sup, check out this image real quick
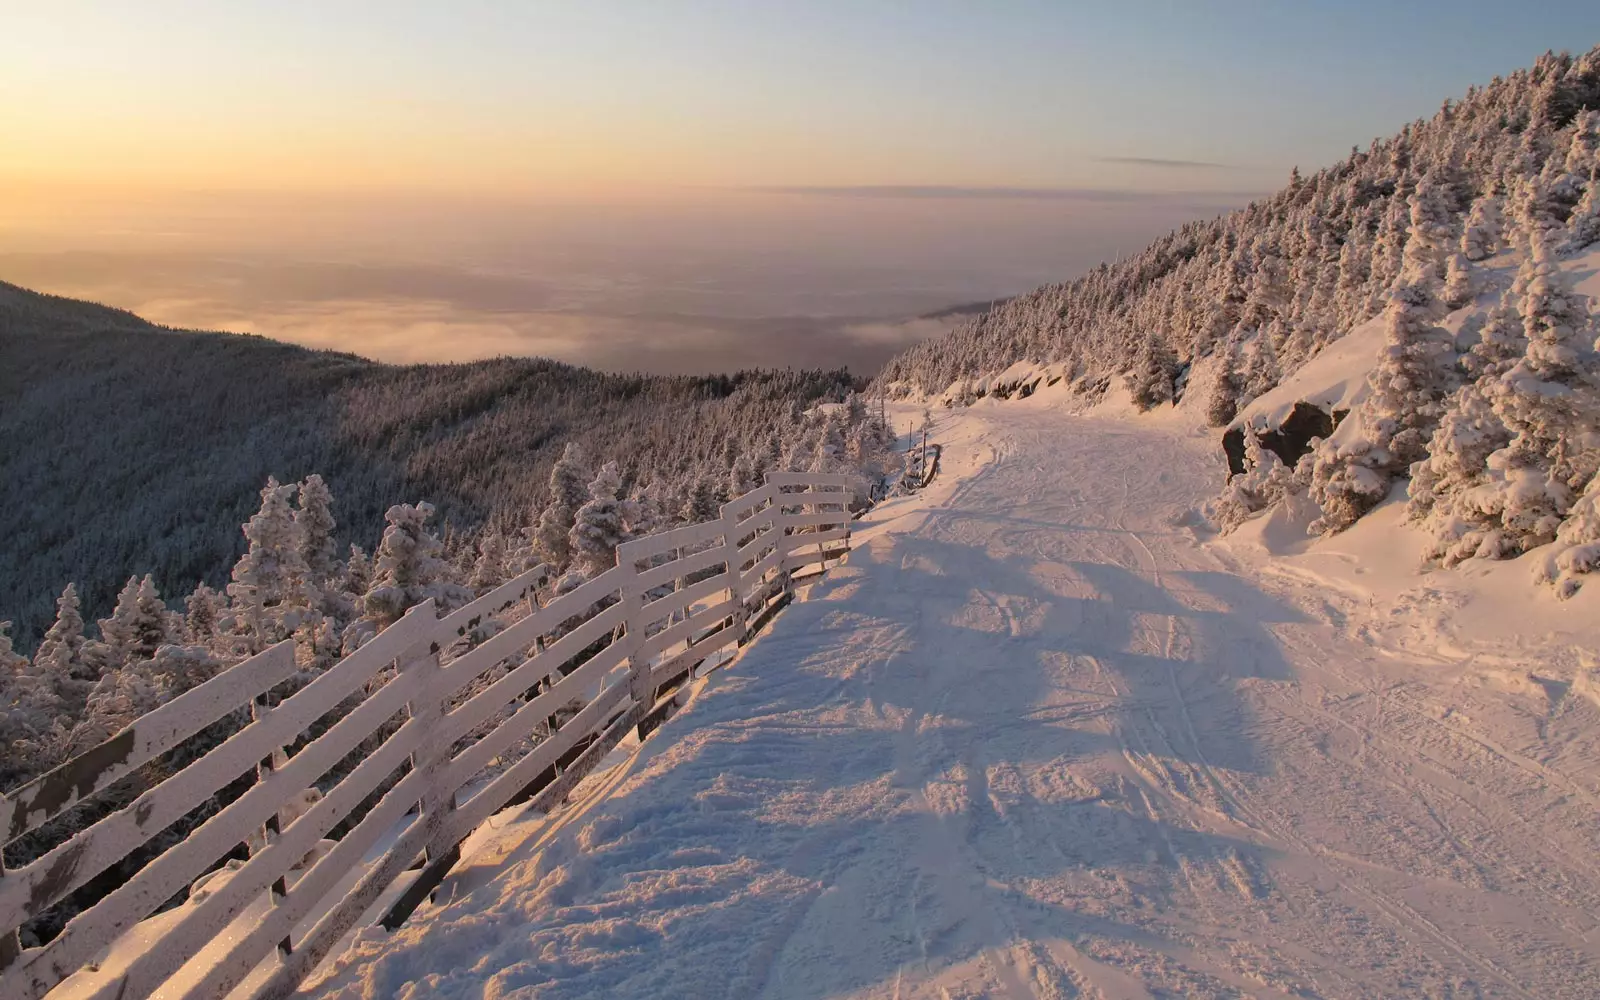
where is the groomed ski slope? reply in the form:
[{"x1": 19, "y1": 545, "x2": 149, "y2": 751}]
[{"x1": 307, "y1": 399, "x2": 1600, "y2": 1000}]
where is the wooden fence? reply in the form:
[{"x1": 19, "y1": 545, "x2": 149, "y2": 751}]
[{"x1": 0, "y1": 471, "x2": 858, "y2": 1000}]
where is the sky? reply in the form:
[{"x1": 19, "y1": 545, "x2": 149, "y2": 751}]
[{"x1": 4, "y1": 2, "x2": 1599, "y2": 372}]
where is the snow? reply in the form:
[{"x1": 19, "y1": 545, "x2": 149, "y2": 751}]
[{"x1": 298, "y1": 400, "x2": 1600, "y2": 999}]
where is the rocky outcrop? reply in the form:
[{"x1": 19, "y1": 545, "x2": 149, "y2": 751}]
[{"x1": 1223, "y1": 402, "x2": 1345, "y2": 477}]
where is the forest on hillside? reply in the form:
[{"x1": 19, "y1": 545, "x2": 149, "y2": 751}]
[
  {"x1": 0, "y1": 281, "x2": 880, "y2": 647},
  {"x1": 882, "y1": 46, "x2": 1600, "y2": 596}
]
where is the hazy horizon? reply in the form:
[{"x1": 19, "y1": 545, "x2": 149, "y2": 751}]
[
  {"x1": 0, "y1": 185, "x2": 1267, "y2": 374},
  {"x1": 6, "y1": 3, "x2": 1600, "y2": 373}
]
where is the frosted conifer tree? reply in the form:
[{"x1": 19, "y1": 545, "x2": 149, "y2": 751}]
[
  {"x1": 1205, "y1": 355, "x2": 1241, "y2": 427},
  {"x1": 533, "y1": 499, "x2": 574, "y2": 569},
  {"x1": 569, "y1": 461, "x2": 626, "y2": 575},
  {"x1": 1409, "y1": 384, "x2": 1513, "y2": 564},
  {"x1": 295, "y1": 473, "x2": 339, "y2": 582},
  {"x1": 34, "y1": 583, "x2": 91, "y2": 689},
  {"x1": 1442, "y1": 253, "x2": 1475, "y2": 309},
  {"x1": 361, "y1": 502, "x2": 469, "y2": 630},
  {"x1": 344, "y1": 545, "x2": 373, "y2": 598},
  {"x1": 129, "y1": 574, "x2": 175, "y2": 662},
  {"x1": 1242, "y1": 334, "x2": 1280, "y2": 403},
  {"x1": 470, "y1": 530, "x2": 507, "y2": 594},
  {"x1": 1566, "y1": 180, "x2": 1600, "y2": 252},
  {"x1": 681, "y1": 475, "x2": 720, "y2": 525},
  {"x1": 548, "y1": 442, "x2": 591, "y2": 514},
  {"x1": 729, "y1": 452, "x2": 759, "y2": 499},
  {"x1": 185, "y1": 583, "x2": 223, "y2": 645},
  {"x1": 1464, "y1": 298, "x2": 1526, "y2": 379},
  {"x1": 1461, "y1": 194, "x2": 1504, "y2": 261},
  {"x1": 228, "y1": 477, "x2": 318, "y2": 651},
  {"x1": 1469, "y1": 231, "x2": 1600, "y2": 552},
  {"x1": 1126, "y1": 333, "x2": 1178, "y2": 411},
  {"x1": 1538, "y1": 474, "x2": 1600, "y2": 597},
  {"x1": 81, "y1": 575, "x2": 144, "y2": 675}
]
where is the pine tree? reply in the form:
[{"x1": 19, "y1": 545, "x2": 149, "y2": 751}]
[
  {"x1": 129, "y1": 574, "x2": 175, "y2": 662},
  {"x1": 34, "y1": 583, "x2": 91, "y2": 690},
  {"x1": 1461, "y1": 194, "x2": 1504, "y2": 261},
  {"x1": 1205, "y1": 355, "x2": 1241, "y2": 428},
  {"x1": 569, "y1": 462, "x2": 626, "y2": 576},
  {"x1": 1126, "y1": 333, "x2": 1178, "y2": 411},
  {"x1": 185, "y1": 583, "x2": 223, "y2": 645},
  {"x1": 729, "y1": 452, "x2": 760, "y2": 499},
  {"x1": 227, "y1": 477, "x2": 318, "y2": 651},
  {"x1": 1442, "y1": 253, "x2": 1475, "y2": 309},
  {"x1": 681, "y1": 475, "x2": 720, "y2": 524},
  {"x1": 470, "y1": 530, "x2": 507, "y2": 594},
  {"x1": 295, "y1": 473, "x2": 339, "y2": 582},
  {"x1": 1566, "y1": 179, "x2": 1600, "y2": 252},
  {"x1": 1470, "y1": 230, "x2": 1600, "y2": 552},
  {"x1": 361, "y1": 502, "x2": 469, "y2": 630},
  {"x1": 548, "y1": 442, "x2": 591, "y2": 514},
  {"x1": 533, "y1": 499, "x2": 574, "y2": 569},
  {"x1": 1464, "y1": 298, "x2": 1526, "y2": 379}
]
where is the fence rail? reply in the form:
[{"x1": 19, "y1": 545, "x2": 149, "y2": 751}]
[{"x1": 0, "y1": 471, "x2": 860, "y2": 1000}]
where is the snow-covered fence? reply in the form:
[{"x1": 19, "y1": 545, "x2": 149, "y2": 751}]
[{"x1": 0, "y1": 472, "x2": 857, "y2": 1000}]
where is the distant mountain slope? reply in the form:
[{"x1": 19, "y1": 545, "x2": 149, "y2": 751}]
[{"x1": 0, "y1": 282, "x2": 861, "y2": 643}]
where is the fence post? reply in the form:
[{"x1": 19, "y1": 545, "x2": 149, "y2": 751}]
[
  {"x1": 718, "y1": 502, "x2": 748, "y2": 650},
  {"x1": 0, "y1": 850, "x2": 18, "y2": 974},
  {"x1": 249, "y1": 697, "x2": 293, "y2": 959},
  {"x1": 378, "y1": 603, "x2": 455, "y2": 930},
  {"x1": 614, "y1": 552, "x2": 654, "y2": 740}
]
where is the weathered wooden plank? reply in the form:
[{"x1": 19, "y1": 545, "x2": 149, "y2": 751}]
[
  {"x1": 436, "y1": 639, "x2": 628, "y2": 798},
  {"x1": 739, "y1": 547, "x2": 784, "y2": 588},
  {"x1": 719, "y1": 483, "x2": 774, "y2": 519},
  {"x1": 433, "y1": 564, "x2": 548, "y2": 644},
  {"x1": 764, "y1": 470, "x2": 859, "y2": 488},
  {"x1": 0, "y1": 641, "x2": 297, "y2": 845},
  {"x1": 241, "y1": 743, "x2": 454, "y2": 1000},
  {"x1": 435, "y1": 577, "x2": 621, "y2": 698},
  {"x1": 430, "y1": 681, "x2": 630, "y2": 854},
  {"x1": 438, "y1": 599, "x2": 626, "y2": 745},
  {"x1": 637, "y1": 597, "x2": 736, "y2": 661},
  {"x1": 0, "y1": 603, "x2": 434, "y2": 947},
  {"x1": 736, "y1": 522, "x2": 783, "y2": 562},
  {"x1": 783, "y1": 546, "x2": 849, "y2": 575},
  {"x1": 634, "y1": 544, "x2": 726, "y2": 592},
  {"x1": 636, "y1": 573, "x2": 728, "y2": 626},
  {"x1": 617, "y1": 518, "x2": 722, "y2": 562}
]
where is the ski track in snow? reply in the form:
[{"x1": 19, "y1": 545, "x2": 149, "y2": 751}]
[{"x1": 307, "y1": 405, "x2": 1600, "y2": 1000}]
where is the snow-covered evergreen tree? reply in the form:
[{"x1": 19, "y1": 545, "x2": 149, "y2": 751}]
[
  {"x1": 1461, "y1": 193, "x2": 1504, "y2": 261},
  {"x1": 34, "y1": 583, "x2": 91, "y2": 691},
  {"x1": 360, "y1": 502, "x2": 469, "y2": 631},
  {"x1": 227, "y1": 478, "x2": 318, "y2": 653},
  {"x1": 1538, "y1": 473, "x2": 1600, "y2": 597},
  {"x1": 295, "y1": 473, "x2": 339, "y2": 583},
  {"x1": 185, "y1": 583, "x2": 223, "y2": 646},
  {"x1": 470, "y1": 530, "x2": 507, "y2": 594},
  {"x1": 569, "y1": 461, "x2": 626, "y2": 575},
  {"x1": 1443, "y1": 252, "x2": 1475, "y2": 309}
]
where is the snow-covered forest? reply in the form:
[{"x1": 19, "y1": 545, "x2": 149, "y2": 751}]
[
  {"x1": 0, "y1": 280, "x2": 895, "y2": 650},
  {"x1": 881, "y1": 47, "x2": 1600, "y2": 595}
]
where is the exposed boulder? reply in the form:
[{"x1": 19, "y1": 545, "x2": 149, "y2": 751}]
[{"x1": 1223, "y1": 402, "x2": 1344, "y2": 477}]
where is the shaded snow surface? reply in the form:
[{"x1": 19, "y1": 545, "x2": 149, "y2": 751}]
[{"x1": 305, "y1": 401, "x2": 1600, "y2": 1000}]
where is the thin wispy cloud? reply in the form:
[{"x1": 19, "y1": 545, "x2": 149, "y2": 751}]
[
  {"x1": 746, "y1": 185, "x2": 1168, "y2": 202},
  {"x1": 1094, "y1": 156, "x2": 1232, "y2": 170}
]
